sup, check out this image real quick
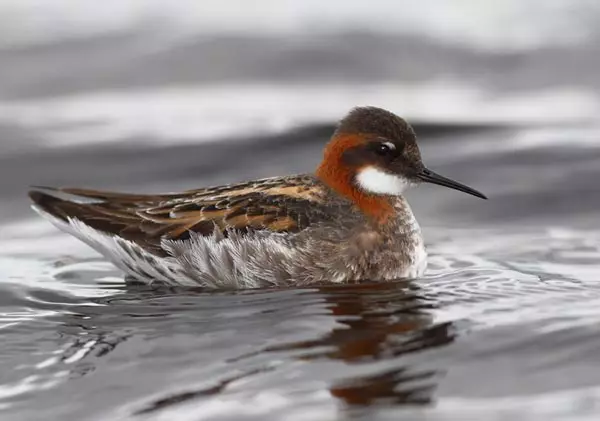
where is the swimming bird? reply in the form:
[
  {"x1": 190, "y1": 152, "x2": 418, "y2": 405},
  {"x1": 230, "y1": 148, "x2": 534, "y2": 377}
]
[{"x1": 29, "y1": 106, "x2": 486, "y2": 288}]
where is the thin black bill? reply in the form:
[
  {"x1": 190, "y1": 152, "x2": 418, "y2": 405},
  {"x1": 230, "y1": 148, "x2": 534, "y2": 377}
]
[{"x1": 417, "y1": 168, "x2": 487, "y2": 199}]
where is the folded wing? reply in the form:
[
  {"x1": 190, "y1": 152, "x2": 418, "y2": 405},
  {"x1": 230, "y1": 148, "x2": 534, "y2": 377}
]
[{"x1": 29, "y1": 175, "x2": 331, "y2": 255}]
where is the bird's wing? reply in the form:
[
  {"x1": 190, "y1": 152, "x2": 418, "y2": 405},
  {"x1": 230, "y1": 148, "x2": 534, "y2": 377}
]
[{"x1": 29, "y1": 175, "x2": 336, "y2": 254}]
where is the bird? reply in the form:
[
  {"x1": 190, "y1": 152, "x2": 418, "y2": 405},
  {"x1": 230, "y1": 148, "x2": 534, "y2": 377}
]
[{"x1": 29, "y1": 106, "x2": 486, "y2": 289}]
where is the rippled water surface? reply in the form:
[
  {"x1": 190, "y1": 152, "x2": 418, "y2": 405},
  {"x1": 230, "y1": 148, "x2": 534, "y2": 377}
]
[{"x1": 2, "y1": 2, "x2": 600, "y2": 420}]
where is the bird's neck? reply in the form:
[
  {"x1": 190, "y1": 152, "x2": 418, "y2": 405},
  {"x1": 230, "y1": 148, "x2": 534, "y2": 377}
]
[{"x1": 316, "y1": 162, "x2": 396, "y2": 224}]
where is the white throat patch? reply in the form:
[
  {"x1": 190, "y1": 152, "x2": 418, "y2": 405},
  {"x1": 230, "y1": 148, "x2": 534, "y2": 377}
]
[{"x1": 356, "y1": 166, "x2": 410, "y2": 196}]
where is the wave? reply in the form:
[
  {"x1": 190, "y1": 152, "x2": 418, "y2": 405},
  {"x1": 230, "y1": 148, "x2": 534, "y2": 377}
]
[
  {"x1": 0, "y1": 83, "x2": 597, "y2": 148},
  {"x1": 0, "y1": 0, "x2": 598, "y2": 50}
]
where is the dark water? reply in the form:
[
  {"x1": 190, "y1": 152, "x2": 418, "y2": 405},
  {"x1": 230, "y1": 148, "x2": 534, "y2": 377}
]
[{"x1": 2, "y1": 5, "x2": 600, "y2": 420}]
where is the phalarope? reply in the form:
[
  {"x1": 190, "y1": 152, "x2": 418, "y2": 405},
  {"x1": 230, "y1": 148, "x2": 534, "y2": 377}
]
[{"x1": 29, "y1": 106, "x2": 486, "y2": 288}]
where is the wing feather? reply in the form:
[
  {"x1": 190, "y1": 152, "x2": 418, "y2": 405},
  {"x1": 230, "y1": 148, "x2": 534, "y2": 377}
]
[{"x1": 29, "y1": 175, "x2": 334, "y2": 255}]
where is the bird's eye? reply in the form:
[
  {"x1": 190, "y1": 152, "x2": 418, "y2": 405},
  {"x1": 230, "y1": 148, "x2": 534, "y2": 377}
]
[{"x1": 374, "y1": 141, "x2": 396, "y2": 156}]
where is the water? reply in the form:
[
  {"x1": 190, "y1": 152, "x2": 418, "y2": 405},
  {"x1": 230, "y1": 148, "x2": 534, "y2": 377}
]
[{"x1": 1, "y1": 2, "x2": 600, "y2": 420}]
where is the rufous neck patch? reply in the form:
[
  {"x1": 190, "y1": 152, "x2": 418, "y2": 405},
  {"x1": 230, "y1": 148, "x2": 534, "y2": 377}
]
[{"x1": 316, "y1": 134, "x2": 394, "y2": 222}]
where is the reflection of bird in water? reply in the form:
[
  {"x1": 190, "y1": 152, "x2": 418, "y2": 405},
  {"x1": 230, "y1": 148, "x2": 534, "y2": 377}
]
[
  {"x1": 234, "y1": 281, "x2": 456, "y2": 408},
  {"x1": 48, "y1": 280, "x2": 454, "y2": 415}
]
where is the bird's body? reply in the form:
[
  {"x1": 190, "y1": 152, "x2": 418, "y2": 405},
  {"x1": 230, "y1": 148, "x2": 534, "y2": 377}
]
[
  {"x1": 31, "y1": 174, "x2": 426, "y2": 288},
  {"x1": 29, "y1": 106, "x2": 485, "y2": 288}
]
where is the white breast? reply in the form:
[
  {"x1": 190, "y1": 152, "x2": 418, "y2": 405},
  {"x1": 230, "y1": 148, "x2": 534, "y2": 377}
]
[
  {"x1": 392, "y1": 198, "x2": 428, "y2": 279},
  {"x1": 407, "y1": 236, "x2": 428, "y2": 278}
]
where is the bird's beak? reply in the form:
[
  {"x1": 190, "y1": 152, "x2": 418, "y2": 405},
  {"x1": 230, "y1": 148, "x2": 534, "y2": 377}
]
[{"x1": 417, "y1": 168, "x2": 487, "y2": 199}]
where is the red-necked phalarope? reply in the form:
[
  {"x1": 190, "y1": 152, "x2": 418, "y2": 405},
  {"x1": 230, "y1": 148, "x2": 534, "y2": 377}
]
[{"x1": 29, "y1": 106, "x2": 487, "y2": 288}]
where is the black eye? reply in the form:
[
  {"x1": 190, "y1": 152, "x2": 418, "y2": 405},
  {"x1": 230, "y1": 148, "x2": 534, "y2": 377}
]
[{"x1": 373, "y1": 141, "x2": 396, "y2": 156}]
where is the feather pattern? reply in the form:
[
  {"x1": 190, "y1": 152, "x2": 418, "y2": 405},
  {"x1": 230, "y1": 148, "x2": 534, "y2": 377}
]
[
  {"x1": 31, "y1": 175, "x2": 332, "y2": 253},
  {"x1": 29, "y1": 174, "x2": 426, "y2": 288}
]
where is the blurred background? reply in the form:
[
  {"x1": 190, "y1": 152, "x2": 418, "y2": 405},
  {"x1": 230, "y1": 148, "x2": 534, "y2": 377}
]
[
  {"x1": 1, "y1": 0, "x2": 599, "y2": 222},
  {"x1": 1, "y1": 1, "x2": 600, "y2": 421}
]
